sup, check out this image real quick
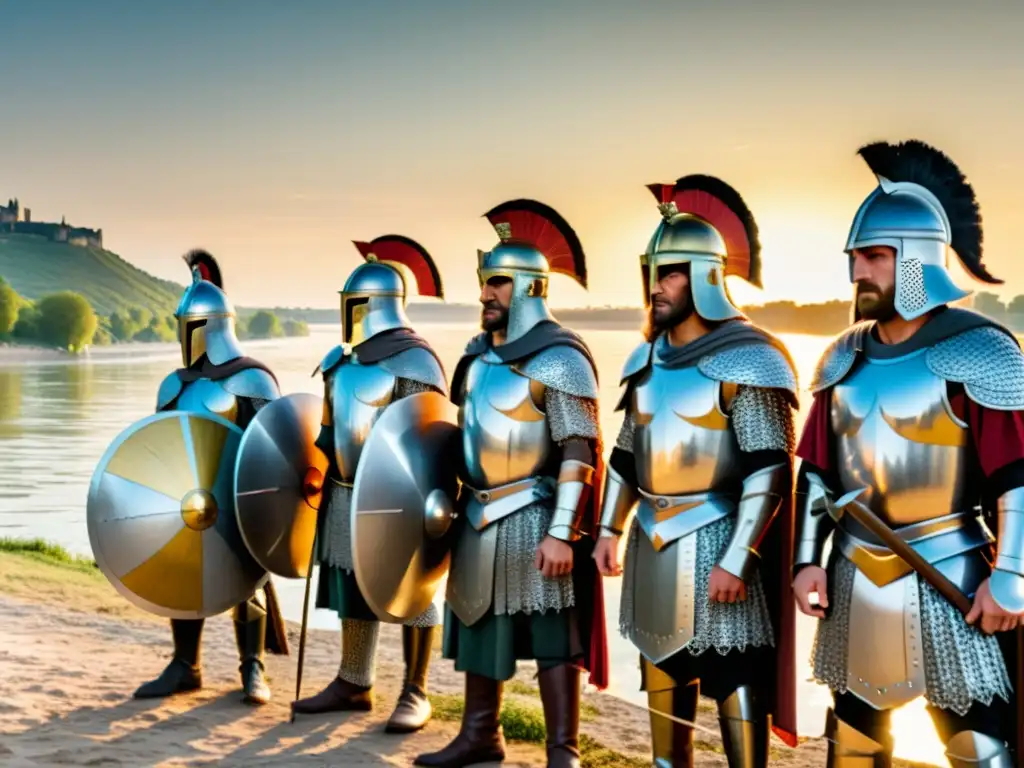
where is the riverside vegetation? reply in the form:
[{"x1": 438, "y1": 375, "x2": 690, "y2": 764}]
[{"x1": 0, "y1": 276, "x2": 308, "y2": 353}]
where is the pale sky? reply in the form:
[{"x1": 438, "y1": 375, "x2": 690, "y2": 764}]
[{"x1": 2, "y1": 1, "x2": 1023, "y2": 309}]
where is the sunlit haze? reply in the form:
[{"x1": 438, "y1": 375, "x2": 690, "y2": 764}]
[{"x1": 3, "y1": 0, "x2": 1022, "y2": 311}]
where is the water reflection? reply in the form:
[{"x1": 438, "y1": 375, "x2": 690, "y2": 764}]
[{"x1": 0, "y1": 326, "x2": 954, "y2": 765}]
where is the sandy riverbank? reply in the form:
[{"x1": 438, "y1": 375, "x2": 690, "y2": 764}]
[{"x1": 0, "y1": 549, "x2": 939, "y2": 767}]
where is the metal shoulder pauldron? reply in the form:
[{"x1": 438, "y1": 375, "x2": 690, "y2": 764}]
[
  {"x1": 926, "y1": 325, "x2": 1024, "y2": 411},
  {"x1": 697, "y1": 341, "x2": 798, "y2": 401},
  {"x1": 156, "y1": 372, "x2": 183, "y2": 411},
  {"x1": 314, "y1": 344, "x2": 347, "y2": 378},
  {"x1": 222, "y1": 367, "x2": 281, "y2": 401},
  {"x1": 377, "y1": 347, "x2": 448, "y2": 395},
  {"x1": 810, "y1": 322, "x2": 872, "y2": 393},
  {"x1": 514, "y1": 344, "x2": 598, "y2": 399}
]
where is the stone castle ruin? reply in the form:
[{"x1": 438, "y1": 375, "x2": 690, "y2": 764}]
[{"x1": 0, "y1": 198, "x2": 103, "y2": 249}]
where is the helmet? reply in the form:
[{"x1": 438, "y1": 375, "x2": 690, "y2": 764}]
[
  {"x1": 846, "y1": 140, "x2": 999, "y2": 320},
  {"x1": 343, "y1": 236, "x2": 443, "y2": 346},
  {"x1": 175, "y1": 250, "x2": 244, "y2": 368},
  {"x1": 479, "y1": 199, "x2": 588, "y2": 344},
  {"x1": 643, "y1": 175, "x2": 762, "y2": 322}
]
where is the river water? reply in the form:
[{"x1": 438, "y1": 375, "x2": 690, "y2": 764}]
[{"x1": 0, "y1": 322, "x2": 950, "y2": 765}]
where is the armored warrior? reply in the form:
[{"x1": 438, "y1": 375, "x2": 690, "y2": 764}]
[
  {"x1": 290, "y1": 237, "x2": 449, "y2": 734},
  {"x1": 414, "y1": 200, "x2": 609, "y2": 768},
  {"x1": 592, "y1": 176, "x2": 800, "y2": 767},
  {"x1": 133, "y1": 249, "x2": 288, "y2": 705},
  {"x1": 792, "y1": 140, "x2": 1024, "y2": 766}
]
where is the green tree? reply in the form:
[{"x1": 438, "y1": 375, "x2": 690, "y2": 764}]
[
  {"x1": 128, "y1": 306, "x2": 152, "y2": 328},
  {"x1": 11, "y1": 304, "x2": 40, "y2": 341},
  {"x1": 0, "y1": 277, "x2": 21, "y2": 336},
  {"x1": 283, "y1": 318, "x2": 310, "y2": 337},
  {"x1": 133, "y1": 316, "x2": 176, "y2": 343},
  {"x1": 108, "y1": 310, "x2": 137, "y2": 341},
  {"x1": 1008, "y1": 295, "x2": 1024, "y2": 317},
  {"x1": 974, "y1": 291, "x2": 1006, "y2": 320},
  {"x1": 34, "y1": 292, "x2": 98, "y2": 351},
  {"x1": 247, "y1": 310, "x2": 283, "y2": 339}
]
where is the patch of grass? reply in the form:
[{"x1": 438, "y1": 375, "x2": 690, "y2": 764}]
[
  {"x1": 491, "y1": 679, "x2": 602, "y2": 722},
  {"x1": 0, "y1": 537, "x2": 98, "y2": 574},
  {"x1": 579, "y1": 735, "x2": 647, "y2": 767},
  {"x1": 428, "y1": 693, "x2": 639, "y2": 768},
  {"x1": 506, "y1": 679, "x2": 539, "y2": 697}
]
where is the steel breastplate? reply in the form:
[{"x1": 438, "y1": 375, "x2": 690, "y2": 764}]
[
  {"x1": 329, "y1": 359, "x2": 396, "y2": 483},
  {"x1": 631, "y1": 363, "x2": 741, "y2": 496},
  {"x1": 174, "y1": 379, "x2": 240, "y2": 425},
  {"x1": 459, "y1": 355, "x2": 553, "y2": 490},
  {"x1": 831, "y1": 349, "x2": 970, "y2": 527}
]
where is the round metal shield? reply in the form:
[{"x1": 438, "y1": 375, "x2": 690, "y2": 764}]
[
  {"x1": 87, "y1": 410, "x2": 266, "y2": 620},
  {"x1": 234, "y1": 392, "x2": 328, "y2": 578},
  {"x1": 351, "y1": 391, "x2": 461, "y2": 622}
]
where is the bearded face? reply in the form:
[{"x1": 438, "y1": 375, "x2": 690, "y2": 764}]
[
  {"x1": 480, "y1": 276, "x2": 512, "y2": 333},
  {"x1": 855, "y1": 279, "x2": 898, "y2": 322},
  {"x1": 642, "y1": 265, "x2": 694, "y2": 342}
]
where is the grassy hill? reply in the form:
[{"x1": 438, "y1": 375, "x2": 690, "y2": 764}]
[{"x1": 0, "y1": 233, "x2": 182, "y2": 316}]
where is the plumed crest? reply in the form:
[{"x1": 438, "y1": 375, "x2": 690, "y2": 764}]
[
  {"x1": 182, "y1": 249, "x2": 224, "y2": 289},
  {"x1": 669, "y1": 175, "x2": 762, "y2": 287},
  {"x1": 483, "y1": 199, "x2": 588, "y2": 288},
  {"x1": 351, "y1": 236, "x2": 444, "y2": 298},
  {"x1": 856, "y1": 139, "x2": 996, "y2": 284}
]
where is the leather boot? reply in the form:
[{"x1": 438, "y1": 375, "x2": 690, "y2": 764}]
[
  {"x1": 717, "y1": 686, "x2": 769, "y2": 768},
  {"x1": 386, "y1": 625, "x2": 435, "y2": 734},
  {"x1": 642, "y1": 657, "x2": 697, "y2": 768},
  {"x1": 413, "y1": 673, "x2": 506, "y2": 767},
  {"x1": 134, "y1": 619, "x2": 203, "y2": 699},
  {"x1": 234, "y1": 609, "x2": 271, "y2": 705},
  {"x1": 292, "y1": 677, "x2": 373, "y2": 714},
  {"x1": 538, "y1": 663, "x2": 581, "y2": 768}
]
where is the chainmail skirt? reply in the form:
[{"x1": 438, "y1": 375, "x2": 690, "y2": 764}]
[
  {"x1": 619, "y1": 515, "x2": 775, "y2": 656},
  {"x1": 493, "y1": 501, "x2": 575, "y2": 616},
  {"x1": 811, "y1": 551, "x2": 1013, "y2": 715},
  {"x1": 318, "y1": 480, "x2": 439, "y2": 628}
]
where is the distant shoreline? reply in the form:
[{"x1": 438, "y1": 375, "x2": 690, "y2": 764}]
[{"x1": 0, "y1": 334, "x2": 310, "y2": 366}]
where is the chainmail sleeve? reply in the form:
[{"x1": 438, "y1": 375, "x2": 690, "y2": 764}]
[
  {"x1": 614, "y1": 411, "x2": 636, "y2": 453},
  {"x1": 729, "y1": 385, "x2": 796, "y2": 455},
  {"x1": 545, "y1": 388, "x2": 600, "y2": 445}
]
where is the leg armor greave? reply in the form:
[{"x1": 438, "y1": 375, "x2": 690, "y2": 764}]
[
  {"x1": 642, "y1": 658, "x2": 698, "y2": 768},
  {"x1": 944, "y1": 731, "x2": 1015, "y2": 768},
  {"x1": 825, "y1": 709, "x2": 892, "y2": 768},
  {"x1": 232, "y1": 589, "x2": 270, "y2": 705},
  {"x1": 386, "y1": 625, "x2": 436, "y2": 734},
  {"x1": 132, "y1": 619, "x2": 203, "y2": 699},
  {"x1": 718, "y1": 686, "x2": 769, "y2": 768}
]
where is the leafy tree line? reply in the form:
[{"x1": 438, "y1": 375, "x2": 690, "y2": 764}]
[{"x1": 0, "y1": 277, "x2": 308, "y2": 353}]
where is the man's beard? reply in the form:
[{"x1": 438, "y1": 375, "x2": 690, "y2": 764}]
[
  {"x1": 855, "y1": 281, "x2": 897, "y2": 322},
  {"x1": 642, "y1": 294, "x2": 694, "y2": 342},
  {"x1": 480, "y1": 301, "x2": 509, "y2": 333}
]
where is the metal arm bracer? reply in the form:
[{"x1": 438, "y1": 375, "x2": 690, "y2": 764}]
[
  {"x1": 718, "y1": 463, "x2": 787, "y2": 581},
  {"x1": 792, "y1": 470, "x2": 835, "y2": 572},
  {"x1": 546, "y1": 459, "x2": 596, "y2": 543},
  {"x1": 598, "y1": 464, "x2": 639, "y2": 538},
  {"x1": 990, "y1": 486, "x2": 1024, "y2": 614}
]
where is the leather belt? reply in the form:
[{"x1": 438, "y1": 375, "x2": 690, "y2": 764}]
[{"x1": 462, "y1": 476, "x2": 542, "y2": 505}]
